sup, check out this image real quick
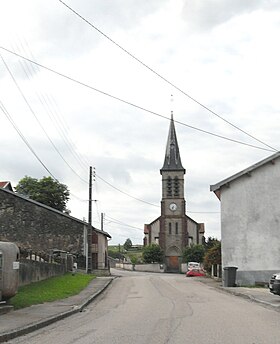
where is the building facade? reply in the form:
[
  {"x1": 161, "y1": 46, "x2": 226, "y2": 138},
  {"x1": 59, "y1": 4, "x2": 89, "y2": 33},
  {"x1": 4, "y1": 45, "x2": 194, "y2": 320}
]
[
  {"x1": 0, "y1": 186, "x2": 111, "y2": 271},
  {"x1": 210, "y1": 152, "x2": 280, "y2": 285},
  {"x1": 144, "y1": 114, "x2": 205, "y2": 272}
]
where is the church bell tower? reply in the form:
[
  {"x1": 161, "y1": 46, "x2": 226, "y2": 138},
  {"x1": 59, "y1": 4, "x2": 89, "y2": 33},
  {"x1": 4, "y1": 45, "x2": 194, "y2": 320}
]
[{"x1": 159, "y1": 113, "x2": 187, "y2": 272}]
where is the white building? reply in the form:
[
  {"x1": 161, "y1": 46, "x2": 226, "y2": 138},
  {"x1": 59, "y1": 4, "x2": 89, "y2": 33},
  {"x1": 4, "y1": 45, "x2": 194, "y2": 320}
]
[{"x1": 210, "y1": 152, "x2": 280, "y2": 285}]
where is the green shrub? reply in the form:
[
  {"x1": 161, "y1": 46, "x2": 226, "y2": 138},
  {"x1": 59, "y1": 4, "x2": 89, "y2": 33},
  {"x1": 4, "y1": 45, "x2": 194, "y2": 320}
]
[
  {"x1": 142, "y1": 244, "x2": 164, "y2": 263},
  {"x1": 182, "y1": 244, "x2": 205, "y2": 263}
]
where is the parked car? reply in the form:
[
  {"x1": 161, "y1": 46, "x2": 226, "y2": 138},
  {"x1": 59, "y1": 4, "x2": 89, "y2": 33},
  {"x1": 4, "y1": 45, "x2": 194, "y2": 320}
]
[
  {"x1": 187, "y1": 262, "x2": 200, "y2": 270},
  {"x1": 269, "y1": 272, "x2": 280, "y2": 295},
  {"x1": 186, "y1": 268, "x2": 205, "y2": 277}
]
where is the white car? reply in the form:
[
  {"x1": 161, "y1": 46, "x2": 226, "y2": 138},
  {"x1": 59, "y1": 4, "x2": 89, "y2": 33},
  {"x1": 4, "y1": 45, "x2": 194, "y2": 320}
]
[
  {"x1": 269, "y1": 272, "x2": 280, "y2": 295},
  {"x1": 187, "y1": 262, "x2": 200, "y2": 270}
]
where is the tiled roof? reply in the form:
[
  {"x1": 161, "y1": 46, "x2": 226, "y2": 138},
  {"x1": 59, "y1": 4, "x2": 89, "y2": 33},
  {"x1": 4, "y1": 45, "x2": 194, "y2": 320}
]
[{"x1": 0, "y1": 181, "x2": 13, "y2": 191}]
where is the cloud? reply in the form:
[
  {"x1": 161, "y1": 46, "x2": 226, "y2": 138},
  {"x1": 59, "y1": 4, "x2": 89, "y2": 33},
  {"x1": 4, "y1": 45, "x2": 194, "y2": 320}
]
[
  {"x1": 182, "y1": 0, "x2": 280, "y2": 32},
  {"x1": 1, "y1": 0, "x2": 280, "y2": 245}
]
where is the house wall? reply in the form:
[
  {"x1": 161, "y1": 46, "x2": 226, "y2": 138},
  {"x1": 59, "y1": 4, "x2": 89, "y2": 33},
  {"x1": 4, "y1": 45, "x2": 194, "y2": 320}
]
[
  {"x1": 220, "y1": 159, "x2": 280, "y2": 285},
  {"x1": 0, "y1": 189, "x2": 85, "y2": 254},
  {"x1": 97, "y1": 233, "x2": 108, "y2": 269},
  {"x1": 0, "y1": 189, "x2": 109, "y2": 270}
]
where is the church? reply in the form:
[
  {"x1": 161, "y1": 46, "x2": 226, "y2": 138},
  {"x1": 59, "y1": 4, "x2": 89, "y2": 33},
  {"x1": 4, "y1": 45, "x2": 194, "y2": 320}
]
[{"x1": 144, "y1": 114, "x2": 205, "y2": 272}]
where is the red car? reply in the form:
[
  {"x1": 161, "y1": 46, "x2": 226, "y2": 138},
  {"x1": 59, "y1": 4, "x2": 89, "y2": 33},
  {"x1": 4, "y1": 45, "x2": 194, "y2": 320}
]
[{"x1": 186, "y1": 268, "x2": 205, "y2": 277}]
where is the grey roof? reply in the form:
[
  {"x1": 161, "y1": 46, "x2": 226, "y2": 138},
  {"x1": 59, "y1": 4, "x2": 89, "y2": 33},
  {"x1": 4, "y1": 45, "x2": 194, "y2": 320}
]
[
  {"x1": 210, "y1": 151, "x2": 280, "y2": 193},
  {"x1": 160, "y1": 113, "x2": 185, "y2": 173}
]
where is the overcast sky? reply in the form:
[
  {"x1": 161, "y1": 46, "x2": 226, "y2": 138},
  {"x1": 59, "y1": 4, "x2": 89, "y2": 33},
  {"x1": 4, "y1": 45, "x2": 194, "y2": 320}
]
[{"x1": 1, "y1": 0, "x2": 279, "y2": 245}]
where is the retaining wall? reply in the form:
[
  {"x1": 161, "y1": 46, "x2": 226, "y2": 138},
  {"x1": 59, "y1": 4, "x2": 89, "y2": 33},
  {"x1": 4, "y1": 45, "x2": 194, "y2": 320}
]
[
  {"x1": 19, "y1": 260, "x2": 66, "y2": 286},
  {"x1": 116, "y1": 263, "x2": 165, "y2": 273}
]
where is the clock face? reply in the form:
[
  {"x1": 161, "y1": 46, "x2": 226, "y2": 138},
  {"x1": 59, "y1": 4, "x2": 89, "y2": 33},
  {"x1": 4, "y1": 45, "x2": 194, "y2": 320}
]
[{"x1": 169, "y1": 203, "x2": 177, "y2": 211}]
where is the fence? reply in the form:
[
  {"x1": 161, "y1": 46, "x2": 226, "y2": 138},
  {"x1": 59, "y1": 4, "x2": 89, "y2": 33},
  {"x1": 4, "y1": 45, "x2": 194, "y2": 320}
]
[{"x1": 211, "y1": 264, "x2": 222, "y2": 279}]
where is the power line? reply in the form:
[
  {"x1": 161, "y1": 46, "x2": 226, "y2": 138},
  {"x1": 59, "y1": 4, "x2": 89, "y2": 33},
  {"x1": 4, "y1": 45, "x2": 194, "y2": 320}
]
[
  {"x1": 0, "y1": 99, "x2": 57, "y2": 180},
  {"x1": 14, "y1": 40, "x2": 90, "y2": 172},
  {"x1": 97, "y1": 173, "x2": 219, "y2": 214},
  {"x1": 0, "y1": 48, "x2": 273, "y2": 217},
  {"x1": 0, "y1": 99, "x2": 86, "y2": 203},
  {"x1": 105, "y1": 214, "x2": 144, "y2": 231},
  {"x1": 96, "y1": 173, "x2": 160, "y2": 208},
  {"x1": 188, "y1": 211, "x2": 220, "y2": 214},
  {"x1": 58, "y1": 0, "x2": 278, "y2": 152},
  {"x1": 0, "y1": 47, "x2": 275, "y2": 153},
  {"x1": 1, "y1": 54, "x2": 88, "y2": 185}
]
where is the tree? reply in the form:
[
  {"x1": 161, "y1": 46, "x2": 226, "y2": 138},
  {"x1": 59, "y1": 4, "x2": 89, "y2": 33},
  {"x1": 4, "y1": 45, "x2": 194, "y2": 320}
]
[
  {"x1": 16, "y1": 176, "x2": 70, "y2": 212},
  {"x1": 123, "y1": 238, "x2": 132, "y2": 251},
  {"x1": 108, "y1": 249, "x2": 125, "y2": 261},
  {"x1": 182, "y1": 244, "x2": 205, "y2": 263},
  {"x1": 204, "y1": 236, "x2": 220, "y2": 251},
  {"x1": 142, "y1": 244, "x2": 164, "y2": 263},
  {"x1": 203, "y1": 242, "x2": 221, "y2": 273}
]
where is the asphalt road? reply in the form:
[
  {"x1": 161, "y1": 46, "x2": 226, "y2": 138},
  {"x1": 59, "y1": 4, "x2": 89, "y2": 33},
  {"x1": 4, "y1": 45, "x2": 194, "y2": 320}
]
[{"x1": 8, "y1": 269, "x2": 280, "y2": 344}]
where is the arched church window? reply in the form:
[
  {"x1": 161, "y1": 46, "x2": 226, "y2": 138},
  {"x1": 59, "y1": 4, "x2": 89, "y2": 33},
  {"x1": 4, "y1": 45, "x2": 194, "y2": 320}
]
[
  {"x1": 169, "y1": 223, "x2": 172, "y2": 234},
  {"x1": 175, "y1": 222, "x2": 178, "y2": 234}
]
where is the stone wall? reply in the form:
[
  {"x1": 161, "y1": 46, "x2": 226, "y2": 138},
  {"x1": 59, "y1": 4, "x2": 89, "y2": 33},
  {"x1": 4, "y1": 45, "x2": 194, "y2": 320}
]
[
  {"x1": 0, "y1": 189, "x2": 86, "y2": 255},
  {"x1": 19, "y1": 259, "x2": 66, "y2": 286},
  {"x1": 115, "y1": 263, "x2": 165, "y2": 273}
]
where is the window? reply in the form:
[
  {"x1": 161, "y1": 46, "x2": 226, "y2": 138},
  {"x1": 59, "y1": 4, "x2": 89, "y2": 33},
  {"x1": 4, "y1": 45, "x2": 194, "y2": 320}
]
[
  {"x1": 169, "y1": 223, "x2": 172, "y2": 234},
  {"x1": 167, "y1": 176, "x2": 172, "y2": 196},
  {"x1": 174, "y1": 176, "x2": 179, "y2": 196},
  {"x1": 175, "y1": 222, "x2": 178, "y2": 234}
]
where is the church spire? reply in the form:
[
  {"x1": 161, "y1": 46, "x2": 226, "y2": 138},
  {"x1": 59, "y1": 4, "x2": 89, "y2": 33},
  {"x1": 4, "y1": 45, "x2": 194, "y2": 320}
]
[{"x1": 160, "y1": 113, "x2": 185, "y2": 173}]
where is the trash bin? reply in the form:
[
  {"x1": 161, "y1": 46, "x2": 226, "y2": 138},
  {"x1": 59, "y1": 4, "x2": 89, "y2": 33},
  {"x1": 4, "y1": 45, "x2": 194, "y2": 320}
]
[{"x1": 223, "y1": 266, "x2": 238, "y2": 287}]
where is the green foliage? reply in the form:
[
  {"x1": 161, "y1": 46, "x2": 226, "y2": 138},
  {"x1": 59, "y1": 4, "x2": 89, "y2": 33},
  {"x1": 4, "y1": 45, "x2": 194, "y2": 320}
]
[
  {"x1": 182, "y1": 244, "x2": 205, "y2": 263},
  {"x1": 9, "y1": 273, "x2": 95, "y2": 309},
  {"x1": 203, "y1": 241, "x2": 221, "y2": 273},
  {"x1": 142, "y1": 244, "x2": 164, "y2": 263},
  {"x1": 129, "y1": 255, "x2": 138, "y2": 265},
  {"x1": 204, "y1": 236, "x2": 220, "y2": 251},
  {"x1": 123, "y1": 238, "x2": 132, "y2": 251},
  {"x1": 16, "y1": 176, "x2": 70, "y2": 212},
  {"x1": 108, "y1": 249, "x2": 125, "y2": 260}
]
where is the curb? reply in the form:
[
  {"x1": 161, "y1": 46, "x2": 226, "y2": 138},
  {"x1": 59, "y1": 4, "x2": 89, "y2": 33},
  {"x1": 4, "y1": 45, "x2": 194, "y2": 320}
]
[
  {"x1": 0, "y1": 278, "x2": 114, "y2": 343},
  {"x1": 218, "y1": 287, "x2": 280, "y2": 311},
  {"x1": 197, "y1": 277, "x2": 280, "y2": 312}
]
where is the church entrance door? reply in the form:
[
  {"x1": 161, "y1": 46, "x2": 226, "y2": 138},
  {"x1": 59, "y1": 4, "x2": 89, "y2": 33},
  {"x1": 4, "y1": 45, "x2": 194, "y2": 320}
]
[{"x1": 167, "y1": 256, "x2": 179, "y2": 272}]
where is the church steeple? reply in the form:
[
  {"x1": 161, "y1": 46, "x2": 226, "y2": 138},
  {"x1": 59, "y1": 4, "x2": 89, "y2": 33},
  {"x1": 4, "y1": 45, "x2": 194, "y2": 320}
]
[{"x1": 160, "y1": 113, "x2": 185, "y2": 174}]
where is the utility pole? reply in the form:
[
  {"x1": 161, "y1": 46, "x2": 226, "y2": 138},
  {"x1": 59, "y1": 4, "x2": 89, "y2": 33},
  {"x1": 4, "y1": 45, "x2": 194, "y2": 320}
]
[
  {"x1": 87, "y1": 166, "x2": 93, "y2": 273},
  {"x1": 101, "y1": 212, "x2": 104, "y2": 231}
]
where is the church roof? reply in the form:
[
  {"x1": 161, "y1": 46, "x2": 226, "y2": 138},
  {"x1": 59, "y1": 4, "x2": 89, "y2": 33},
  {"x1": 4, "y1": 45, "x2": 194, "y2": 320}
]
[{"x1": 160, "y1": 113, "x2": 185, "y2": 173}]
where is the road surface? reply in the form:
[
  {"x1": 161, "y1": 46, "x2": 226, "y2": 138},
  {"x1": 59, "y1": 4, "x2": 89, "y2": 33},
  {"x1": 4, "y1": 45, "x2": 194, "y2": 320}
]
[{"x1": 8, "y1": 269, "x2": 280, "y2": 344}]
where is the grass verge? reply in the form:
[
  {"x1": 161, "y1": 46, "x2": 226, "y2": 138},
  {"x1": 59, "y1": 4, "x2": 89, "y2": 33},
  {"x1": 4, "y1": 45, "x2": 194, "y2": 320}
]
[{"x1": 9, "y1": 273, "x2": 96, "y2": 310}]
